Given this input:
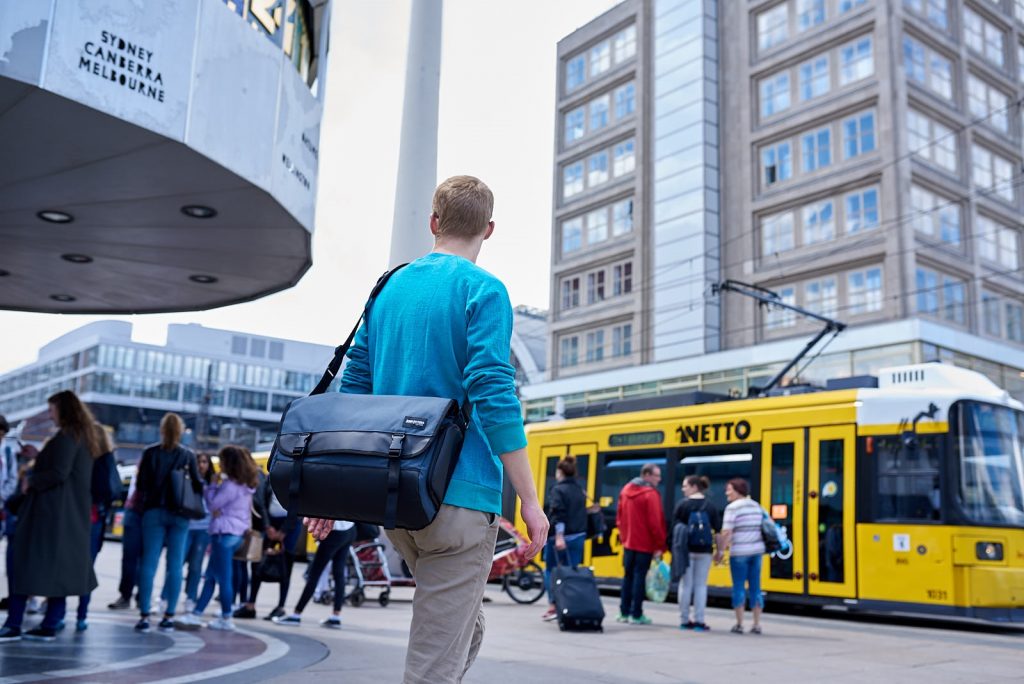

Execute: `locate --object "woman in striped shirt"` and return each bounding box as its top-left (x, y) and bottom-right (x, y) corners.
top-left (715, 478), bottom-right (765, 634)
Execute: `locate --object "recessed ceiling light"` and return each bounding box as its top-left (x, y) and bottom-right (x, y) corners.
top-left (61, 254), bottom-right (93, 264)
top-left (181, 205), bottom-right (217, 219)
top-left (189, 274), bottom-right (218, 284)
top-left (50, 294), bottom-right (76, 302)
top-left (0, 270), bottom-right (9, 277)
top-left (37, 210), bottom-right (73, 224)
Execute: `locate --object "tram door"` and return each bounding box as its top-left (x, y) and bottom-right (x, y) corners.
top-left (760, 429), bottom-right (805, 595)
top-left (806, 425), bottom-right (856, 598)
top-left (537, 444), bottom-right (597, 566)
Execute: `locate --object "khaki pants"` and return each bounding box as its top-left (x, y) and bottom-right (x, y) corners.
top-left (386, 504), bottom-right (499, 684)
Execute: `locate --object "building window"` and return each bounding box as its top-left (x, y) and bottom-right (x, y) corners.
top-left (842, 111), bottom-right (876, 159)
top-left (801, 127), bottom-right (832, 172)
top-left (590, 40), bottom-right (611, 77)
top-left (228, 388), bottom-right (269, 412)
top-left (561, 217), bottom-right (583, 254)
top-left (968, 75), bottom-right (1010, 133)
top-left (903, 36), bottom-right (953, 101)
top-left (268, 341), bottom-right (284, 361)
top-left (848, 267), bottom-right (883, 314)
top-left (613, 24), bottom-right (637, 63)
top-left (615, 83), bottom-right (636, 119)
top-left (976, 215), bottom-right (1019, 269)
top-left (587, 271), bottom-right (606, 305)
top-left (799, 55), bottom-right (830, 101)
top-left (589, 94), bottom-right (610, 132)
top-left (612, 199), bottom-right (633, 236)
top-left (904, 0), bottom-right (948, 32)
top-left (845, 187), bottom-right (879, 233)
top-left (566, 55), bottom-right (585, 91)
top-left (588, 152), bottom-right (609, 187)
top-left (983, 291), bottom-right (1002, 336)
top-left (805, 276), bottom-right (838, 317)
top-left (916, 267), bottom-right (965, 324)
top-left (971, 145), bottom-right (1015, 202)
top-left (587, 208), bottom-right (608, 245)
top-left (964, 8), bottom-right (1005, 68)
top-left (613, 139), bottom-right (636, 176)
top-left (1017, 0), bottom-right (1024, 24)
top-left (762, 141), bottom-right (792, 185)
top-left (612, 323), bottom-right (633, 357)
top-left (911, 185), bottom-right (961, 245)
top-left (613, 261), bottom-right (633, 296)
top-left (559, 336), bottom-right (579, 368)
top-left (249, 338), bottom-right (266, 358)
top-left (561, 277), bottom-right (580, 310)
top-left (586, 330), bottom-right (605, 363)
top-left (766, 286), bottom-right (797, 329)
top-left (1019, 43), bottom-right (1024, 83)
top-left (758, 3), bottom-right (789, 51)
top-left (1008, 302), bottom-right (1024, 341)
top-left (563, 162), bottom-right (584, 199)
top-left (762, 211), bottom-right (795, 255)
top-left (797, 0), bottom-right (826, 32)
top-left (907, 110), bottom-right (957, 172)
top-left (840, 0), bottom-right (868, 11)
top-left (565, 107), bottom-right (585, 144)
top-left (760, 71), bottom-right (791, 118)
top-left (839, 36), bottom-right (873, 85)
top-left (231, 336), bottom-right (247, 355)
top-left (803, 200), bottom-right (835, 244)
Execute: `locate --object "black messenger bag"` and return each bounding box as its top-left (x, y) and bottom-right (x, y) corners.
top-left (268, 265), bottom-right (471, 530)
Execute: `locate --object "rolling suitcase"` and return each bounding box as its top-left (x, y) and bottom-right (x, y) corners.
top-left (552, 563), bottom-right (605, 632)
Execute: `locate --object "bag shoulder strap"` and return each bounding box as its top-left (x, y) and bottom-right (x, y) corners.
top-left (311, 263), bottom-right (409, 396)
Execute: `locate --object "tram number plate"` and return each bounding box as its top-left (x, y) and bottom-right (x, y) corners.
top-left (926, 589), bottom-right (948, 600)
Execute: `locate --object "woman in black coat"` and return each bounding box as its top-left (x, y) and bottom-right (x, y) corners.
top-left (0, 391), bottom-right (98, 643)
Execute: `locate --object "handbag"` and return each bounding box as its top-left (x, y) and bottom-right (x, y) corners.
top-left (254, 548), bottom-right (288, 583)
top-left (167, 450), bottom-right (204, 520)
top-left (760, 510), bottom-right (783, 554)
top-left (234, 529), bottom-right (264, 562)
top-left (585, 500), bottom-right (606, 541)
top-left (268, 265), bottom-right (471, 531)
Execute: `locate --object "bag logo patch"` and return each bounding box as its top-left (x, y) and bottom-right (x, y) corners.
top-left (403, 416), bottom-right (428, 429)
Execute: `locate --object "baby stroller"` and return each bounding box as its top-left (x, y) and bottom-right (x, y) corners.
top-left (314, 531), bottom-right (404, 608)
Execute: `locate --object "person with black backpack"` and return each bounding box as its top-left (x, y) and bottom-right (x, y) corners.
top-left (672, 475), bottom-right (721, 632)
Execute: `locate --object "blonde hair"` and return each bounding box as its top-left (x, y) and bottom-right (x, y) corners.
top-left (93, 423), bottom-right (115, 458)
top-left (160, 412), bottom-right (185, 451)
top-left (431, 175), bottom-right (494, 240)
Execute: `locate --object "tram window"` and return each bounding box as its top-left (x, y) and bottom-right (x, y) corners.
top-left (543, 453), bottom-right (590, 501)
top-left (876, 435), bottom-right (941, 521)
top-left (818, 439), bottom-right (845, 583)
top-left (599, 456), bottom-right (665, 515)
top-left (677, 453), bottom-right (753, 513)
top-left (769, 443), bottom-right (795, 580)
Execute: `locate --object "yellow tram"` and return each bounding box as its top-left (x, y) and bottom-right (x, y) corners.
top-left (519, 362), bottom-right (1024, 622)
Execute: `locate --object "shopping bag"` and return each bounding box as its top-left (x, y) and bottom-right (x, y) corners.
top-left (645, 558), bottom-right (671, 603)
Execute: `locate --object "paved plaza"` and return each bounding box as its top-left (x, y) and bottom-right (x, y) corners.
top-left (0, 541), bottom-right (1020, 683)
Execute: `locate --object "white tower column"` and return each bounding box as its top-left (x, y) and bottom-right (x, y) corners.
top-left (388, 0), bottom-right (443, 267)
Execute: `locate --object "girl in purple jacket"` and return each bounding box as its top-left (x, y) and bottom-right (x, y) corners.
top-left (175, 446), bottom-right (257, 631)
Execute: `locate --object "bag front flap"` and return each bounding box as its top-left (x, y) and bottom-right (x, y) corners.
top-left (277, 393), bottom-right (459, 459)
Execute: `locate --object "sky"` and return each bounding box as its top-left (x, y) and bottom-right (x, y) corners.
top-left (0, 0), bottom-right (619, 375)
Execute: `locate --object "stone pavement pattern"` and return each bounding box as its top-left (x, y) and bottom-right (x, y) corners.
top-left (0, 542), bottom-right (1020, 683)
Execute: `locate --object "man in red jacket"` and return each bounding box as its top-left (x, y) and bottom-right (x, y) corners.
top-left (615, 463), bottom-right (666, 625)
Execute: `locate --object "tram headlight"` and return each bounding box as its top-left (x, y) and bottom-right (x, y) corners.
top-left (975, 542), bottom-right (1004, 561)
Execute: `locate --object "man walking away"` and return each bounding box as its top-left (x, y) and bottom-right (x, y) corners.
top-left (306, 176), bottom-right (548, 684)
top-left (615, 463), bottom-right (666, 625)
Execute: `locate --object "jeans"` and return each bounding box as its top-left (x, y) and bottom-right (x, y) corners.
top-left (296, 528), bottom-right (355, 613)
top-left (729, 553), bottom-right (763, 609)
top-left (195, 534), bottom-right (243, 618)
top-left (4, 595), bottom-right (66, 630)
top-left (173, 528), bottom-right (210, 604)
top-left (118, 508), bottom-right (143, 600)
top-left (619, 549), bottom-right (653, 619)
top-left (542, 535), bottom-right (585, 604)
top-left (678, 552), bottom-right (713, 624)
top-left (77, 515), bottom-right (107, 621)
top-left (137, 508), bottom-right (190, 616)
top-left (233, 560), bottom-right (249, 605)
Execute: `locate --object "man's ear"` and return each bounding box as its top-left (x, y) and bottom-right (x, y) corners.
top-left (483, 221), bottom-right (495, 240)
top-left (429, 212), bottom-right (440, 237)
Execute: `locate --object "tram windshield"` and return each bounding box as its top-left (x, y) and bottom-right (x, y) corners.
top-left (954, 402), bottom-right (1024, 526)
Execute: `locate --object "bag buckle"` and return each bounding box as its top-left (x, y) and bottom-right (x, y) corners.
top-left (389, 433), bottom-right (405, 457)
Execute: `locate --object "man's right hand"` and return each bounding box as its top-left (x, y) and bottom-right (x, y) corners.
top-left (519, 501), bottom-right (549, 560)
top-left (304, 517), bottom-right (334, 541)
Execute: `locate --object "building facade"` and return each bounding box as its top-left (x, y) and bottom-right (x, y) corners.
top-left (529, 0), bottom-right (1024, 420)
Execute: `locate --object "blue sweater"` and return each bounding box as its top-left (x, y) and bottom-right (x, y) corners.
top-left (340, 252), bottom-right (526, 515)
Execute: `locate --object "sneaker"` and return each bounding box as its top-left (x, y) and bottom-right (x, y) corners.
top-left (232, 605), bottom-right (256, 619)
top-left (680, 621), bottom-right (696, 630)
top-left (541, 608), bottom-right (557, 622)
top-left (272, 615), bottom-right (301, 627)
top-left (629, 615), bottom-right (652, 626)
top-left (207, 617), bottom-right (236, 631)
top-left (134, 618), bottom-right (151, 633)
top-left (54, 620), bottom-right (66, 632)
top-left (23, 626), bottom-right (57, 642)
top-left (76, 620), bottom-right (88, 632)
top-left (320, 616), bottom-right (342, 629)
top-left (693, 623), bottom-right (710, 632)
top-left (730, 623), bottom-right (743, 634)
top-left (0, 597), bottom-right (9, 610)
top-left (173, 614), bottom-right (204, 631)
top-left (0, 626), bottom-right (22, 643)
top-left (615, 613), bottom-right (630, 623)
top-left (749, 625), bottom-right (762, 635)
top-left (108, 596), bottom-right (131, 610)
top-left (183, 599), bottom-right (196, 614)
top-left (157, 617), bottom-right (175, 633)
top-left (263, 606), bottom-right (286, 621)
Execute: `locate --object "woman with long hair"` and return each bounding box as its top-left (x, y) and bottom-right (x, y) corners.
top-left (0, 391), bottom-right (98, 642)
top-left (133, 412), bottom-right (202, 634)
top-left (173, 451), bottom-right (214, 614)
top-left (673, 474), bottom-right (722, 632)
top-left (540, 456), bottom-right (588, 621)
top-left (176, 446), bottom-right (257, 631)
top-left (74, 424), bottom-right (119, 631)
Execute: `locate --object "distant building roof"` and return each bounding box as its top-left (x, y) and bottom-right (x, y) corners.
top-left (511, 305), bottom-right (548, 387)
